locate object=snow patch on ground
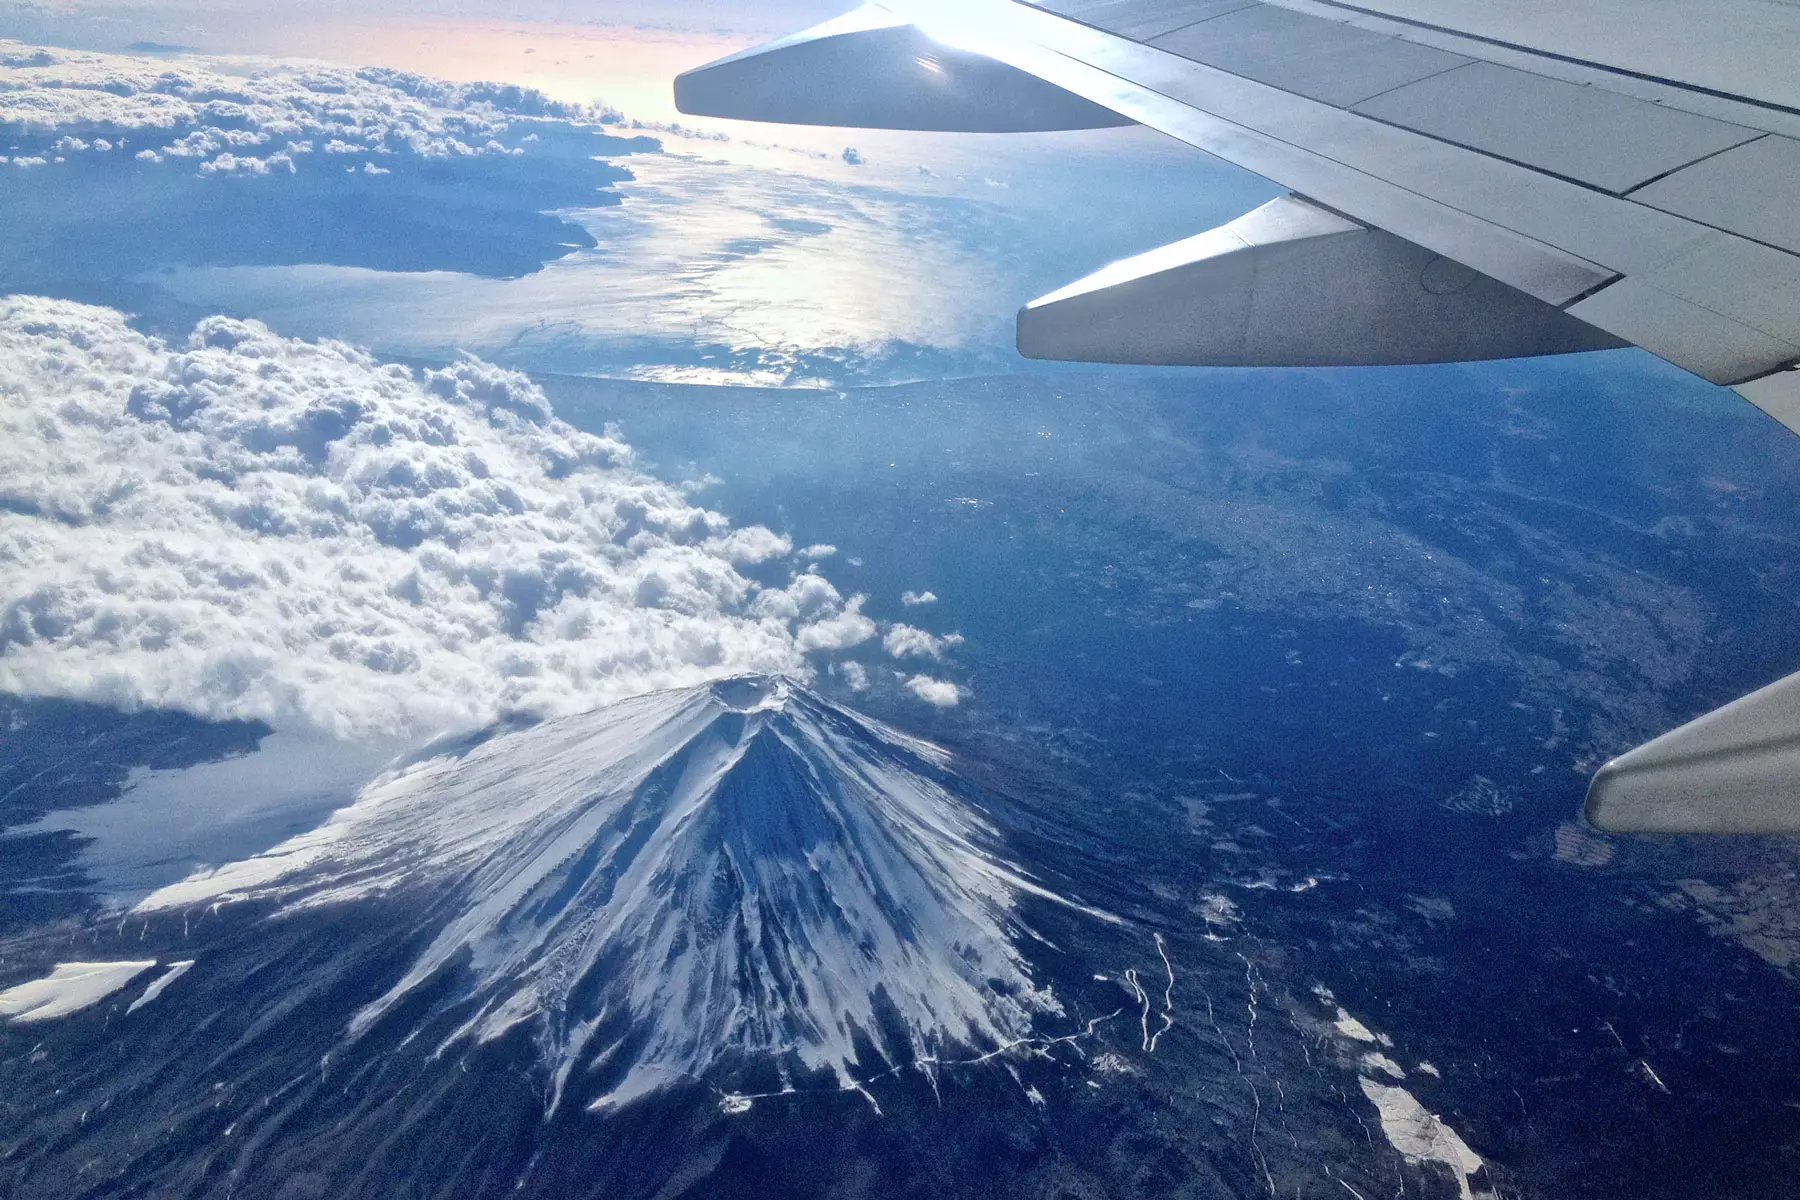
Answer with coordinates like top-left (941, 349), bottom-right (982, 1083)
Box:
top-left (1359, 1079), bottom-right (1491, 1200)
top-left (1360, 1050), bottom-right (1407, 1080)
top-left (1334, 1007), bottom-right (1381, 1043)
top-left (1325, 1000), bottom-right (1488, 1198)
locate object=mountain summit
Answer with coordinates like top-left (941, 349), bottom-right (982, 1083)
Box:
top-left (140, 676), bottom-right (1090, 1109)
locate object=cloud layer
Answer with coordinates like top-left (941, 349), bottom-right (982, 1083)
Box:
top-left (0, 296), bottom-right (881, 739)
top-left (0, 39), bottom-right (605, 171)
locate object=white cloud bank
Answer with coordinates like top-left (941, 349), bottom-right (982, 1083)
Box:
top-left (0, 296), bottom-right (879, 739)
top-left (0, 39), bottom-right (602, 170)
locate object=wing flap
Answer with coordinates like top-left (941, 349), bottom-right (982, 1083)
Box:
top-left (1570, 275), bottom-right (1800, 386)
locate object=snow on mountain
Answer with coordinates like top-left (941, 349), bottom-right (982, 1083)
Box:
top-left (138, 677), bottom-right (1102, 1110)
top-left (0, 960), bottom-right (157, 1022)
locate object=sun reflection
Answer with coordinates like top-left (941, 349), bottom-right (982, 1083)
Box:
top-left (155, 147), bottom-right (1021, 387)
top-left (107, 10), bottom-right (1261, 386)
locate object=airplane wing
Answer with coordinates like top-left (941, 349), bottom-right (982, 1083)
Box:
top-left (674, 0), bottom-right (1800, 833)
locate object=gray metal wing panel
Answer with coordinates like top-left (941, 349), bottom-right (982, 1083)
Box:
top-left (1570, 278), bottom-right (1800, 383)
top-left (1349, 60), bottom-right (1764, 194)
top-left (1270, 0), bottom-right (1800, 140)
top-left (973, 6), bottom-right (1707, 269)
top-left (1736, 368), bottom-right (1800, 434)
top-left (952, 15), bottom-right (1615, 301)
top-left (1035, 0), bottom-right (1254, 39)
top-left (1149, 3), bottom-right (1473, 107)
top-left (1633, 135), bottom-right (1800, 256)
top-left (1285, 0), bottom-right (1800, 112)
top-left (1634, 232), bottom-right (1800, 347)
top-left (984, 20), bottom-right (1669, 280)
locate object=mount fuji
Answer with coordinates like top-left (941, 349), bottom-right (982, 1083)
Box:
top-left (133, 676), bottom-right (1113, 1112)
top-left (2, 678), bottom-right (1418, 1200)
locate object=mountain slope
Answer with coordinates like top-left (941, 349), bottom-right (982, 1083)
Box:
top-left (138, 676), bottom-right (1100, 1109)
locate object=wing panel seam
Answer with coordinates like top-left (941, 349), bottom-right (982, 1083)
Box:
top-left (1331, 57), bottom-right (1474, 109)
top-left (1622, 134), bottom-right (1771, 197)
top-left (1338, 106), bottom-right (1776, 233)
top-left (1142, 5), bottom-right (1259, 45)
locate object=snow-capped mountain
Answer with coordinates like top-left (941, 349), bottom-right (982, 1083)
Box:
top-left (138, 676), bottom-right (1100, 1110)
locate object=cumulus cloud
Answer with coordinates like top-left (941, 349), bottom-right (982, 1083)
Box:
top-left (708, 525), bottom-right (792, 566)
top-left (793, 598), bottom-right (877, 653)
top-left (905, 675), bottom-right (961, 707)
top-left (199, 151), bottom-right (295, 175)
top-left (901, 589), bottom-right (938, 606)
top-left (0, 296), bottom-right (877, 740)
top-left (883, 624), bottom-right (964, 661)
top-left (0, 39), bottom-right (607, 171)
